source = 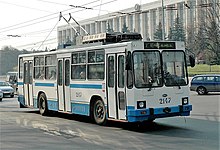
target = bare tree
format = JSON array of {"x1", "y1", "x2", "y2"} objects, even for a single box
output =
[{"x1": 193, "y1": 2, "x2": 220, "y2": 64}]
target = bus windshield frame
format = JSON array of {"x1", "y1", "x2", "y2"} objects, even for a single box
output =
[{"x1": 132, "y1": 50, "x2": 188, "y2": 88}]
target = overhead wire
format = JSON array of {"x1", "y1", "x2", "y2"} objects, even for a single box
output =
[
  {"x1": 34, "y1": 0, "x2": 70, "y2": 6},
  {"x1": 36, "y1": 18, "x2": 60, "y2": 50},
  {"x1": 1, "y1": 0, "x2": 119, "y2": 49},
  {"x1": 16, "y1": 38, "x2": 57, "y2": 49},
  {"x1": 17, "y1": 38, "x2": 56, "y2": 47},
  {"x1": 34, "y1": 0, "x2": 100, "y2": 7},
  {"x1": 0, "y1": 0, "x2": 53, "y2": 13},
  {"x1": 0, "y1": 0, "x2": 100, "y2": 32}
]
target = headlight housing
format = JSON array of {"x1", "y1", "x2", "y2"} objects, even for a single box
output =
[
  {"x1": 182, "y1": 97, "x2": 188, "y2": 105},
  {"x1": 137, "y1": 101, "x2": 146, "y2": 109}
]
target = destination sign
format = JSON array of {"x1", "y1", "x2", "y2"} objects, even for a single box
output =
[{"x1": 144, "y1": 42, "x2": 176, "y2": 49}]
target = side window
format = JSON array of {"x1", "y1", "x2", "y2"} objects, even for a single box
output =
[
  {"x1": 19, "y1": 58, "x2": 23, "y2": 79},
  {"x1": 24, "y1": 63, "x2": 28, "y2": 84},
  {"x1": 87, "y1": 50, "x2": 105, "y2": 80},
  {"x1": 206, "y1": 76, "x2": 215, "y2": 82},
  {"x1": 45, "y1": 55, "x2": 56, "y2": 80},
  {"x1": 58, "y1": 60, "x2": 63, "y2": 85},
  {"x1": 118, "y1": 55, "x2": 124, "y2": 88},
  {"x1": 215, "y1": 76, "x2": 220, "y2": 82},
  {"x1": 193, "y1": 76, "x2": 203, "y2": 81},
  {"x1": 88, "y1": 51, "x2": 95, "y2": 63},
  {"x1": 71, "y1": 52, "x2": 86, "y2": 80},
  {"x1": 108, "y1": 56, "x2": 114, "y2": 87},
  {"x1": 127, "y1": 52, "x2": 133, "y2": 89},
  {"x1": 34, "y1": 56, "x2": 45, "y2": 79},
  {"x1": 65, "y1": 60, "x2": 70, "y2": 86},
  {"x1": 29, "y1": 62, "x2": 33, "y2": 84}
]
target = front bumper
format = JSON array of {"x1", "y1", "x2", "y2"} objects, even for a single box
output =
[
  {"x1": 127, "y1": 105, "x2": 192, "y2": 122},
  {"x1": 3, "y1": 92, "x2": 14, "y2": 97}
]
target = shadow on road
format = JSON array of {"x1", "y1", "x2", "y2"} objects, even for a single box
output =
[{"x1": 20, "y1": 109, "x2": 197, "y2": 138}]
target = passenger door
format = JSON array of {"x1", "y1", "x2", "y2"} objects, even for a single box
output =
[
  {"x1": 57, "y1": 58, "x2": 71, "y2": 112},
  {"x1": 107, "y1": 53, "x2": 126, "y2": 120},
  {"x1": 23, "y1": 61, "x2": 33, "y2": 106}
]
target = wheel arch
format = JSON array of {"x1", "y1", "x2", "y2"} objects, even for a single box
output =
[{"x1": 196, "y1": 86, "x2": 206, "y2": 91}]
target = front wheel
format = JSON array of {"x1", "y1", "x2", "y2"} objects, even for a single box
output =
[
  {"x1": 39, "y1": 93, "x2": 49, "y2": 116},
  {"x1": 197, "y1": 86, "x2": 207, "y2": 95},
  {"x1": 92, "y1": 99, "x2": 107, "y2": 125}
]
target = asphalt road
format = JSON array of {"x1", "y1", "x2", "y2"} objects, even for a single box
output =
[{"x1": 0, "y1": 92, "x2": 219, "y2": 150}]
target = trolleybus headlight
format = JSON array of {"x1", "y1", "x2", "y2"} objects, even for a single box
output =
[
  {"x1": 137, "y1": 101, "x2": 146, "y2": 109},
  {"x1": 182, "y1": 97, "x2": 188, "y2": 105}
]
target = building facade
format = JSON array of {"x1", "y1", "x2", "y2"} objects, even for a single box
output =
[{"x1": 57, "y1": 0, "x2": 219, "y2": 46}]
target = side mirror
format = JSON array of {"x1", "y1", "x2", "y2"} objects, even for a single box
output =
[
  {"x1": 189, "y1": 55, "x2": 195, "y2": 67},
  {"x1": 125, "y1": 51, "x2": 132, "y2": 70}
]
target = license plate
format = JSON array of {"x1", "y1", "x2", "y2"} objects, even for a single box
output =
[{"x1": 159, "y1": 97, "x2": 171, "y2": 104}]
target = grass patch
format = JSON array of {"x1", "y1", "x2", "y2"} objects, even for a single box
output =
[{"x1": 188, "y1": 64, "x2": 220, "y2": 76}]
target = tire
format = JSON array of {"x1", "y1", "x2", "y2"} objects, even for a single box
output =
[
  {"x1": 197, "y1": 86, "x2": 207, "y2": 95},
  {"x1": 92, "y1": 99, "x2": 107, "y2": 125},
  {"x1": 39, "y1": 93, "x2": 49, "y2": 116},
  {"x1": 0, "y1": 98, "x2": 2, "y2": 102}
]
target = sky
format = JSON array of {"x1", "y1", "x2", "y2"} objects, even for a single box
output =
[{"x1": 0, "y1": 0, "x2": 157, "y2": 51}]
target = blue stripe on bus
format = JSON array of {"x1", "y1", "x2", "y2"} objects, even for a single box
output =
[
  {"x1": 35, "y1": 83, "x2": 54, "y2": 87},
  {"x1": 33, "y1": 98, "x2": 38, "y2": 108},
  {"x1": 127, "y1": 106, "x2": 135, "y2": 110},
  {"x1": 127, "y1": 105, "x2": 192, "y2": 122},
  {"x1": 71, "y1": 102, "x2": 89, "y2": 116},
  {"x1": 70, "y1": 84, "x2": 102, "y2": 89},
  {"x1": 18, "y1": 82, "x2": 24, "y2": 85},
  {"x1": 47, "y1": 100, "x2": 58, "y2": 111}
]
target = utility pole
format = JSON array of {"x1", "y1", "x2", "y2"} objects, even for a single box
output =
[{"x1": 161, "y1": 0, "x2": 165, "y2": 40}]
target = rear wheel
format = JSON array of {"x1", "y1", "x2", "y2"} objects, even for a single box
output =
[
  {"x1": 39, "y1": 93, "x2": 49, "y2": 116},
  {"x1": 197, "y1": 86, "x2": 207, "y2": 95},
  {"x1": 92, "y1": 99, "x2": 107, "y2": 125}
]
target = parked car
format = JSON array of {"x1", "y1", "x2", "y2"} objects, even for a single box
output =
[
  {"x1": 190, "y1": 74, "x2": 220, "y2": 95},
  {"x1": 0, "y1": 81, "x2": 15, "y2": 98},
  {"x1": 0, "y1": 90, "x2": 3, "y2": 101}
]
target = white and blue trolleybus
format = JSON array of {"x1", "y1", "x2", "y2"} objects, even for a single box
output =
[{"x1": 17, "y1": 32, "x2": 195, "y2": 125}]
